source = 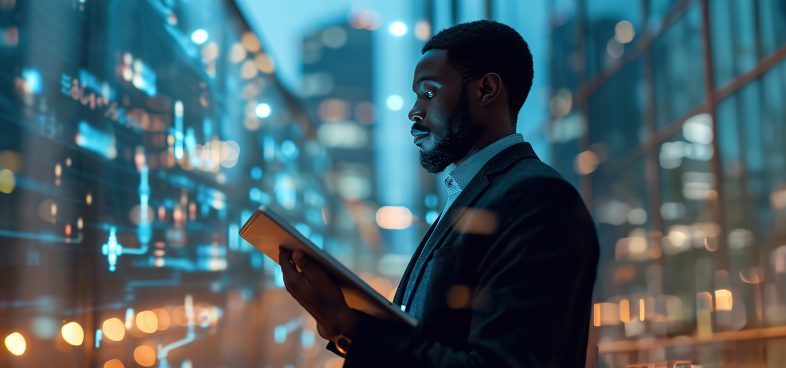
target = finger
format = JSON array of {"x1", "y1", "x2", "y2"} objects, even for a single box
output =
[
  {"x1": 292, "y1": 251, "x2": 332, "y2": 286},
  {"x1": 278, "y1": 247, "x2": 302, "y2": 291},
  {"x1": 316, "y1": 323, "x2": 336, "y2": 340}
]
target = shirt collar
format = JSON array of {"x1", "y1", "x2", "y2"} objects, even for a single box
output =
[{"x1": 441, "y1": 133, "x2": 524, "y2": 196}]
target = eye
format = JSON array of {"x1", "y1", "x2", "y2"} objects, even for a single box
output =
[{"x1": 424, "y1": 90, "x2": 435, "y2": 99}]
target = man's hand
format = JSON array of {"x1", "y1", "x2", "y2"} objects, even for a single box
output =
[{"x1": 279, "y1": 246, "x2": 358, "y2": 341}]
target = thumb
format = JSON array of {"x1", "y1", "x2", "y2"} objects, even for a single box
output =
[{"x1": 292, "y1": 251, "x2": 334, "y2": 288}]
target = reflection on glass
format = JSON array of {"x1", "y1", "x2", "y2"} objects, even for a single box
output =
[
  {"x1": 0, "y1": 0, "x2": 340, "y2": 367},
  {"x1": 717, "y1": 58, "x2": 786, "y2": 329},
  {"x1": 582, "y1": 0, "x2": 641, "y2": 74},
  {"x1": 651, "y1": 2, "x2": 704, "y2": 129},
  {"x1": 588, "y1": 57, "x2": 645, "y2": 157}
]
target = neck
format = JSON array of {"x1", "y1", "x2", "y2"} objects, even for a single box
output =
[{"x1": 454, "y1": 125, "x2": 516, "y2": 165}]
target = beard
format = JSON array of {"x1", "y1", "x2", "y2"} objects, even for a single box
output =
[{"x1": 419, "y1": 87, "x2": 479, "y2": 173}]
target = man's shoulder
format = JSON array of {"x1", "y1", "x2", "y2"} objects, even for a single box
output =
[{"x1": 491, "y1": 157, "x2": 576, "y2": 197}]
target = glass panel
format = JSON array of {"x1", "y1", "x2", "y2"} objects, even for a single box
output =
[
  {"x1": 711, "y1": 0, "x2": 786, "y2": 88},
  {"x1": 0, "y1": 0, "x2": 338, "y2": 366},
  {"x1": 651, "y1": 2, "x2": 704, "y2": 129},
  {"x1": 582, "y1": 0, "x2": 642, "y2": 76},
  {"x1": 717, "y1": 58, "x2": 786, "y2": 330},
  {"x1": 657, "y1": 118, "x2": 719, "y2": 335},
  {"x1": 647, "y1": 0, "x2": 680, "y2": 32},
  {"x1": 710, "y1": 0, "x2": 760, "y2": 87},
  {"x1": 590, "y1": 156, "x2": 658, "y2": 361},
  {"x1": 588, "y1": 57, "x2": 645, "y2": 157},
  {"x1": 758, "y1": 0, "x2": 786, "y2": 58}
]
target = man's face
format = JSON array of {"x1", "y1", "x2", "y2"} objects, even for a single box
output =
[{"x1": 408, "y1": 50, "x2": 480, "y2": 173}]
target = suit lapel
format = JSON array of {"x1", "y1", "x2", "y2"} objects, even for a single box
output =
[
  {"x1": 393, "y1": 213, "x2": 441, "y2": 305},
  {"x1": 401, "y1": 142, "x2": 539, "y2": 311}
]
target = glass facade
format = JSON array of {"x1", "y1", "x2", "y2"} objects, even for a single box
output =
[
  {"x1": 546, "y1": 0, "x2": 786, "y2": 366},
  {"x1": 0, "y1": 0, "x2": 348, "y2": 366}
]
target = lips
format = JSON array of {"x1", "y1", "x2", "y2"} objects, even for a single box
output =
[{"x1": 411, "y1": 128, "x2": 429, "y2": 144}]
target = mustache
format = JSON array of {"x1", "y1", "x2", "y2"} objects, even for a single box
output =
[{"x1": 411, "y1": 123, "x2": 429, "y2": 133}]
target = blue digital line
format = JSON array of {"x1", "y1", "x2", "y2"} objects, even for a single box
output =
[
  {"x1": 158, "y1": 295, "x2": 197, "y2": 368},
  {"x1": 174, "y1": 101, "x2": 184, "y2": 160},
  {"x1": 124, "y1": 276, "x2": 181, "y2": 293},
  {"x1": 132, "y1": 152, "x2": 151, "y2": 254},
  {"x1": 0, "y1": 228, "x2": 82, "y2": 244},
  {"x1": 101, "y1": 227, "x2": 122, "y2": 272}
]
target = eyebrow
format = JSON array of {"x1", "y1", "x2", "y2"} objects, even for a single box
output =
[{"x1": 412, "y1": 76, "x2": 438, "y2": 92}]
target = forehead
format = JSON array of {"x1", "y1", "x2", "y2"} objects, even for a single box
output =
[{"x1": 412, "y1": 49, "x2": 459, "y2": 84}]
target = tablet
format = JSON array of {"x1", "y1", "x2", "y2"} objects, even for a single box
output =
[{"x1": 239, "y1": 206, "x2": 418, "y2": 328}]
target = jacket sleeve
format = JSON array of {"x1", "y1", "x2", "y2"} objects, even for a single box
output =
[{"x1": 331, "y1": 178, "x2": 598, "y2": 368}]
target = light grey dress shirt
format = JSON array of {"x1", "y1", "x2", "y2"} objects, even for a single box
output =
[{"x1": 436, "y1": 133, "x2": 525, "y2": 225}]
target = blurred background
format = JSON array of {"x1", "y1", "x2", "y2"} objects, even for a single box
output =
[{"x1": 0, "y1": 0, "x2": 784, "y2": 367}]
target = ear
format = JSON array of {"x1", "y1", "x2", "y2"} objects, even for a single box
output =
[{"x1": 476, "y1": 73, "x2": 503, "y2": 105}]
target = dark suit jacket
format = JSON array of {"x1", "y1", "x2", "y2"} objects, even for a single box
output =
[{"x1": 330, "y1": 142, "x2": 599, "y2": 367}]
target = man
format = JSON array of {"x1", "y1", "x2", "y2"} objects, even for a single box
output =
[{"x1": 279, "y1": 20, "x2": 599, "y2": 367}]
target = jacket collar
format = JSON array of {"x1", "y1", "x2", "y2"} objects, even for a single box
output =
[{"x1": 398, "y1": 142, "x2": 539, "y2": 310}]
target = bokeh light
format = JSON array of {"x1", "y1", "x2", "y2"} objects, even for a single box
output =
[
  {"x1": 61, "y1": 321, "x2": 84, "y2": 346},
  {"x1": 133, "y1": 344, "x2": 157, "y2": 367},
  {"x1": 135, "y1": 310, "x2": 158, "y2": 334},
  {"x1": 4, "y1": 332, "x2": 26, "y2": 356},
  {"x1": 102, "y1": 318, "x2": 125, "y2": 342}
]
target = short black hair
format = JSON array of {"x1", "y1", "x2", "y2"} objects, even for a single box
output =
[{"x1": 423, "y1": 20, "x2": 534, "y2": 124}]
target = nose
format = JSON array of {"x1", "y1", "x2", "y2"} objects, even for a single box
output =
[{"x1": 408, "y1": 104, "x2": 424, "y2": 122}]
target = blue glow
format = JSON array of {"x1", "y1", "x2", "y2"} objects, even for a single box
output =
[
  {"x1": 228, "y1": 223, "x2": 240, "y2": 251},
  {"x1": 185, "y1": 128, "x2": 199, "y2": 167},
  {"x1": 22, "y1": 68, "x2": 42, "y2": 94},
  {"x1": 263, "y1": 136, "x2": 276, "y2": 162},
  {"x1": 125, "y1": 307, "x2": 135, "y2": 329},
  {"x1": 174, "y1": 100, "x2": 184, "y2": 160},
  {"x1": 101, "y1": 226, "x2": 123, "y2": 272},
  {"x1": 203, "y1": 118, "x2": 213, "y2": 140},
  {"x1": 273, "y1": 319, "x2": 300, "y2": 344},
  {"x1": 95, "y1": 329, "x2": 102, "y2": 348},
  {"x1": 250, "y1": 167, "x2": 263, "y2": 180},
  {"x1": 295, "y1": 223, "x2": 310, "y2": 238},
  {"x1": 273, "y1": 326, "x2": 286, "y2": 344},
  {"x1": 255, "y1": 103, "x2": 271, "y2": 118},
  {"x1": 300, "y1": 330, "x2": 314, "y2": 348},
  {"x1": 136, "y1": 155, "x2": 152, "y2": 247},
  {"x1": 280, "y1": 140, "x2": 299, "y2": 159},
  {"x1": 305, "y1": 208, "x2": 322, "y2": 224},
  {"x1": 78, "y1": 69, "x2": 116, "y2": 100},
  {"x1": 249, "y1": 187, "x2": 263, "y2": 202},
  {"x1": 310, "y1": 233, "x2": 324, "y2": 249},
  {"x1": 274, "y1": 173, "x2": 296, "y2": 209},
  {"x1": 191, "y1": 29, "x2": 209, "y2": 44},
  {"x1": 426, "y1": 210, "x2": 439, "y2": 225},
  {"x1": 76, "y1": 121, "x2": 117, "y2": 159}
]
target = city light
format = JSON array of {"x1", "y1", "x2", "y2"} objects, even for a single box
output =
[
  {"x1": 385, "y1": 94, "x2": 404, "y2": 111},
  {"x1": 61, "y1": 321, "x2": 85, "y2": 346},
  {"x1": 103, "y1": 359, "x2": 125, "y2": 368},
  {"x1": 190, "y1": 29, "x2": 208, "y2": 44},
  {"x1": 388, "y1": 21, "x2": 408, "y2": 37},
  {"x1": 4, "y1": 332, "x2": 26, "y2": 356},
  {"x1": 135, "y1": 310, "x2": 159, "y2": 333},
  {"x1": 0, "y1": 168, "x2": 15, "y2": 194},
  {"x1": 414, "y1": 20, "x2": 431, "y2": 40},
  {"x1": 614, "y1": 20, "x2": 636, "y2": 44},
  {"x1": 133, "y1": 344, "x2": 157, "y2": 367},
  {"x1": 102, "y1": 317, "x2": 125, "y2": 342},
  {"x1": 255, "y1": 103, "x2": 271, "y2": 118},
  {"x1": 375, "y1": 206, "x2": 413, "y2": 229}
]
